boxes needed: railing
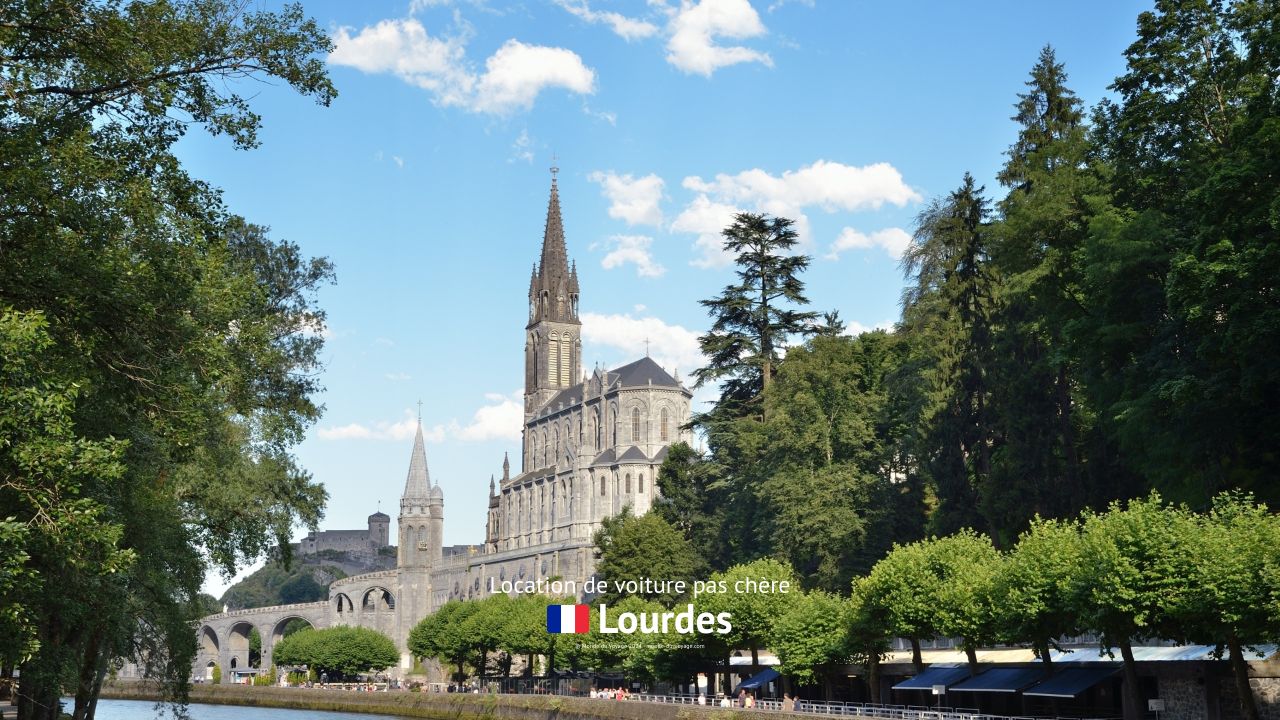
[567,692,1118,720]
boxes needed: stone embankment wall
[100,683,747,720]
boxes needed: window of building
[625,473,631,493]
[548,332,559,384]
[599,475,606,496]
[639,474,645,493]
[559,333,572,385]
[660,408,670,441]
[631,407,641,443]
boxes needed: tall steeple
[404,421,431,498]
[524,165,583,419]
[399,417,443,569]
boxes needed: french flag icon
[546,604,591,634]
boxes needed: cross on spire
[417,399,423,421]
[550,153,559,182]
[644,337,650,357]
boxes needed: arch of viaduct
[195,575,404,682]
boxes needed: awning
[734,668,780,692]
[1023,666,1120,698]
[949,666,1045,693]
[891,665,972,691]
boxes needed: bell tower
[524,165,582,415]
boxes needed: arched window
[639,474,645,493]
[559,333,572,385]
[548,333,560,384]
[600,475,606,496]
[631,407,641,443]
[553,427,560,464]
[542,429,549,467]
[660,408,670,441]
[625,474,631,493]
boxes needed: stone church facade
[195,173,692,678]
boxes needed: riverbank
[100,684,737,720]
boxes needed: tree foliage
[272,626,398,679]
[0,1,337,717]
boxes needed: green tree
[756,332,907,591]
[900,175,999,536]
[272,626,398,680]
[984,46,1107,541]
[1168,493,1280,720]
[654,443,726,572]
[409,601,479,682]
[771,591,850,687]
[593,508,697,605]
[1081,0,1280,507]
[1,1,337,717]
[857,541,937,672]
[1074,494,1190,720]
[992,517,1083,672]
[925,531,1002,676]
[693,213,818,413]
[697,559,797,681]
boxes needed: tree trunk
[751,642,760,679]
[866,656,881,705]
[1119,640,1142,720]
[1037,638,1054,676]
[1227,634,1260,720]
[910,637,923,673]
[73,627,105,720]
[964,645,979,677]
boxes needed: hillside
[219,547,397,610]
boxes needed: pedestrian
[782,693,795,712]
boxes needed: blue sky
[191,0,1151,596]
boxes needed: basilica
[195,172,693,678]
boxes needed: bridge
[196,601,330,681]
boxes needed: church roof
[533,356,686,417]
[368,511,389,520]
[617,445,650,463]
[404,422,432,498]
[611,356,682,389]
[591,448,616,466]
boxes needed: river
[69,699,409,720]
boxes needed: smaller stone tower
[367,511,390,547]
[398,421,443,568]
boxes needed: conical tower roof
[404,421,431,499]
[540,172,569,281]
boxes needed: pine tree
[901,174,997,535]
[693,212,818,419]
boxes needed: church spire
[404,420,431,498]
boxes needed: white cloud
[297,316,334,340]
[843,319,896,336]
[634,304,647,313]
[589,171,665,226]
[392,155,405,168]
[581,312,703,375]
[509,129,534,164]
[451,392,523,442]
[555,0,660,40]
[666,0,772,76]
[668,194,740,268]
[329,19,595,115]
[683,160,921,214]
[672,160,920,264]
[385,372,412,381]
[600,235,666,277]
[318,410,445,442]
[825,227,912,261]
[470,40,596,114]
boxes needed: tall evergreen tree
[693,212,818,420]
[900,175,998,535]
[984,46,1114,540]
